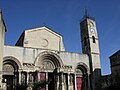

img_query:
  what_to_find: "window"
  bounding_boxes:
[92,36,95,43]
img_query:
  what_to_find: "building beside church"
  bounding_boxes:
[101,50,120,90]
[0,10,101,90]
[109,50,120,77]
[109,50,120,89]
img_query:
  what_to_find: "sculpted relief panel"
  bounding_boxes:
[41,61,55,70]
[3,64,14,75]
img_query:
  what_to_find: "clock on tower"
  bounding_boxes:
[90,28,95,34]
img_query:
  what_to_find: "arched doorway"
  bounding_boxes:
[3,59,19,90]
[76,64,88,90]
[35,52,63,90]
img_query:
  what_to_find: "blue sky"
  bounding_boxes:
[0,0,120,75]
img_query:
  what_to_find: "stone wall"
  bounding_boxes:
[0,11,6,89]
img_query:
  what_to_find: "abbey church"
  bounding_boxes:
[0,10,102,90]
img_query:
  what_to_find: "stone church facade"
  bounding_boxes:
[0,10,101,90]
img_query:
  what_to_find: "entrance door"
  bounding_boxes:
[48,73,55,90]
[40,72,46,90]
[3,75,14,90]
[76,77,82,90]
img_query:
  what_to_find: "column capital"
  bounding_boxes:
[27,72,30,74]
[18,69,22,72]
[59,68,64,72]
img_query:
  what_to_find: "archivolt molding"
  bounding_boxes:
[34,51,63,69]
[3,56,22,70]
[76,62,90,74]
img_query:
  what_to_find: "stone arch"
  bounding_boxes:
[35,51,63,70]
[75,62,89,90]
[3,56,22,70]
[76,62,89,74]
[3,56,22,90]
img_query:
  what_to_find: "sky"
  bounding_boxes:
[0,0,120,75]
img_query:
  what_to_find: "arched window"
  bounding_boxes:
[92,36,96,43]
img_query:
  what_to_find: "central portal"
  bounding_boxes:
[48,73,55,90]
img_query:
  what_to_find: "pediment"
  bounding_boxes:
[16,26,65,51]
[26,26,62,39]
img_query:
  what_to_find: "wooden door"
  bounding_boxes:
[40,72,46,90]
[76,77,82,90]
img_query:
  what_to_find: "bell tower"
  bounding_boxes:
[0,10,6,88]
[80,16,101,72]
[80,15,101,89]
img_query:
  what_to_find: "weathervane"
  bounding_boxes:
[84,6,95,20]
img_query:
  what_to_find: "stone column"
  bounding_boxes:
[57,74,60,90]
[19,71,22,85]
[14,73,18,90]
[59,72,64,90]
[37,71,39,82]
[54,68,60,90]
[69,74,74,90]
[29,73,33,83]
[27,72,29,84]
[46,72,48,90]
[54,72,60,90]
[74,74,77,90]
[67,73,70,90]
